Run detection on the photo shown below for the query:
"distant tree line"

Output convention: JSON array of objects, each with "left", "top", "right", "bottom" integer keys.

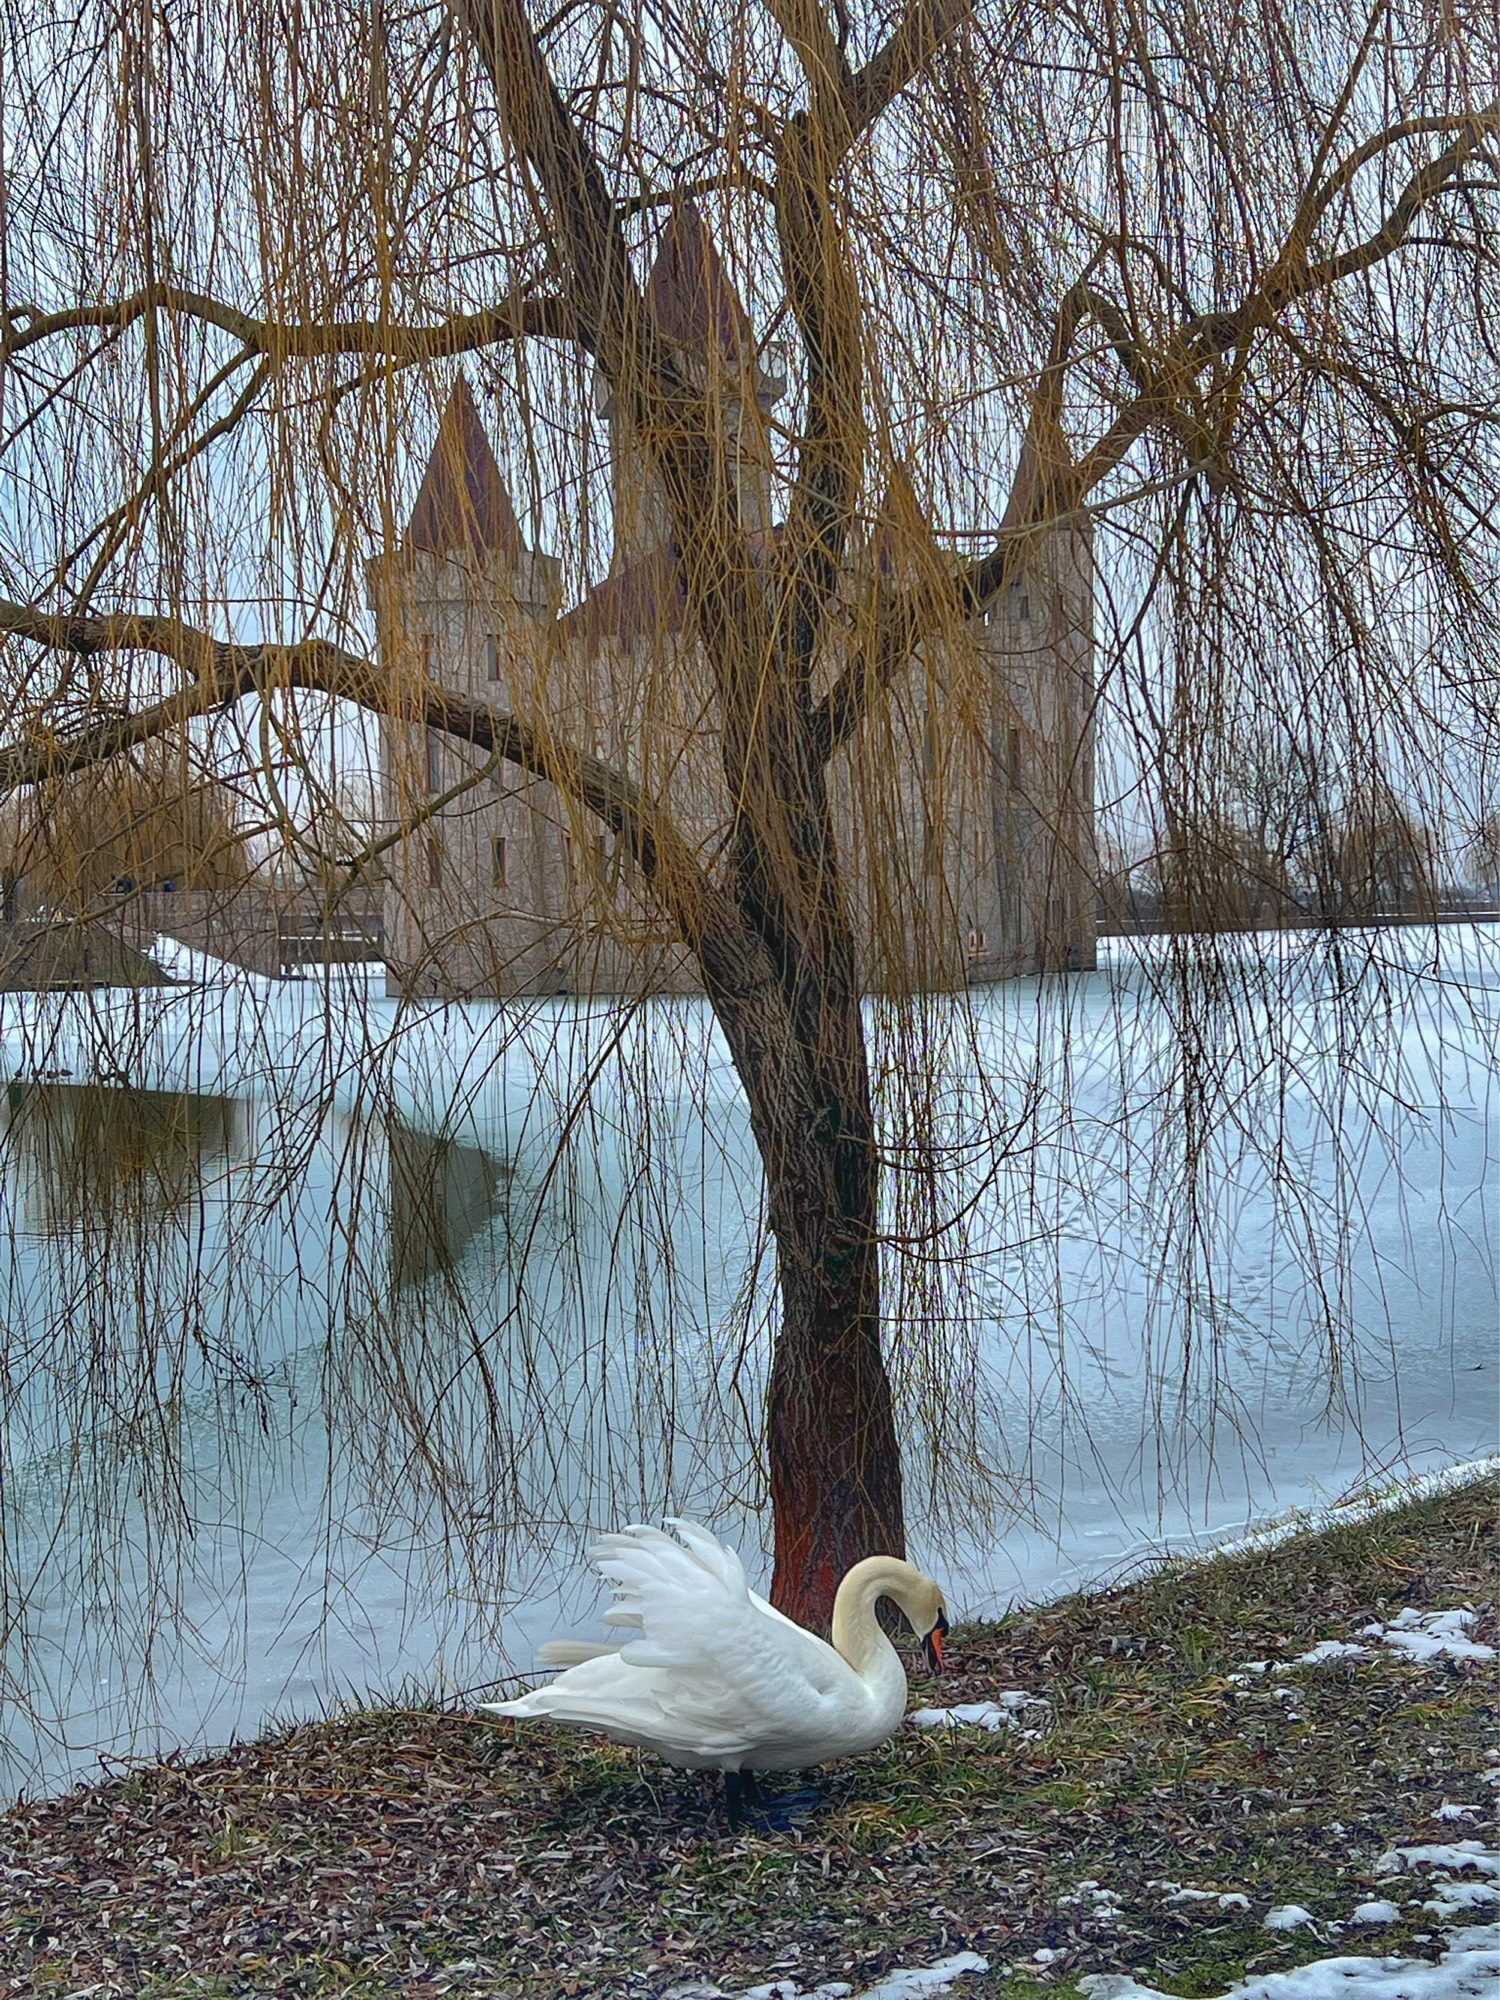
[{"left": 1100, "top": 787, "right": 1498, "bottom": 935}]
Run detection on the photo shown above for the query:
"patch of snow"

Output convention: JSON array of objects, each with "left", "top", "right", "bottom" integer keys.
[
  {"left": 1265, "top": 1607, "right": 1495, "bottom": 1680},
  {"left": 845, "top": 1955, "right": 988, "bottom": 2000},
  {"left": 1202, "top": 1459, "right": 1500, "bottom": 1569},
  {"left": 909, "top": 1695, "right": 1043, "bottom": 1733},
  {"left": 1435, "top": 1804, "right": 1482, "bottom": 1823},
  {"left": 1377, "top": 1842, "right": 1500, "bottom": 1879},
  {"left": 1060, "top": 1883, "right": 1124, "bottom": 1923},
  {"left": 1287, "top": 1640, "right": 1376, "bottom": 1666},
  {"left": 1263, "top": 1906, "right": 1315, "bottom": 1931},
  {"left": 1423, "top": 1885, "right": 1500, "bottom": 1919},
  {"left": 1358, "top": 1608, "right": 1496, "bottom": 1664},
  {"left": 1162, "top": 1887, "right": 1251, "bottom": 1912},
  {"left": 727, "top": 1959, "right": 987, "bottom": 2000},
  {"left": 1077, "top": 1922, "right": 1500, "bottom": 2000},
  {"left": 1349, "top": 1903, "right": 1402, "bottom": 1925}
]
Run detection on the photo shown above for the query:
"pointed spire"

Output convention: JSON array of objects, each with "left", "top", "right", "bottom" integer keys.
[
  {"left": 645, "top": 204, "right": 751, "bottom": 364},
  {"left": 407, "top": 376, "right": 528, "bottom": 561}
]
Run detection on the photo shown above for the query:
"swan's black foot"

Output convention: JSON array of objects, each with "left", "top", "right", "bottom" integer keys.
[
  {"left": 723, "top": 1768, "right": 751, "bottom": 1829},
  {"left": 722, "top": 1770, "right": 822, "bottom": 1833}
]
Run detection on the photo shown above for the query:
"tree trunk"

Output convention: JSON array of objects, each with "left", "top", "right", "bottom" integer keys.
[
  {"left": 765, "top": 1216, "right": 906, "bottom": 1630},
  {"left": 704, "top": 916, "right": 907, "bottom": 1632}
]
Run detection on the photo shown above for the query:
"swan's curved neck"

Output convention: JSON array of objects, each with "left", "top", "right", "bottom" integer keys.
[{"left": 830, "top": 1556, "right": 918, "bottom": 1691}]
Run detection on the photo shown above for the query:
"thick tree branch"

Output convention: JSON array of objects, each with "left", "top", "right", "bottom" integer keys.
[
  {"left": 761, "top": 0, "right": 853, "bottom": 140},
  {"left": 0, "top": 599, "right": 713, "bottom": 957},
  {"left": 839, "top": 0, "right": 972, "bottom": 155},
  {"left": 0, "top": 289, "right": 584, "bottom": 367},
  {"left": 447, "top": 0, "right": 638, "bottom": 382},
  {"left": 766, "top": 0, "right": 972, "bottom": 660}
]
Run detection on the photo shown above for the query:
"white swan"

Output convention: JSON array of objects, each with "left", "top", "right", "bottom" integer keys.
[{"left": 479, "top": 1519, "right": 948, "bottom": 1826}]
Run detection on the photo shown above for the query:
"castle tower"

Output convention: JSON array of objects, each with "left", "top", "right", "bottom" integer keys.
[
  {"left": 974, "top": 525, "right": 1097, "bottom": 976},
  {"left": 596, "top": 206, "right": 786, "bottom": 570},
  {"left": 369, "top": 376, "right": 568, "bottom": 997}
]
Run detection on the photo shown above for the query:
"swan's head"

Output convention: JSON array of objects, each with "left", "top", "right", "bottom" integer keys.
[
  {"left": 923, "top": 1607, "right": 950, "bottom": 1674},
  {"left": 836, "top": 1557, "right": 949, "bottom": 1673},
  {"left": 905, "top": 1574, "right": 949, "bottom": 1674}
]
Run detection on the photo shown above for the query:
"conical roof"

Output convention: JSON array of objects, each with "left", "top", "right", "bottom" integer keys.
[
  {"left": 407, "top": 376, "right": 528, "bottom": 560},
  {"left": 645, "top": 205, "right": 751, "bottom": 364}
]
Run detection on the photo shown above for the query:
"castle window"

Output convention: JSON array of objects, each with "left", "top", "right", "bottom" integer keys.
[
  {"left": 967, "top": 926, "right": 987, "bottom": 957},
  {"left": 421, "top": 633, "right": 434, "bottom": 674},
  {"left": 1007, "top": 726, "right": 1023, "bottom": 792},
  {"left": 491, "top": 836, "right": 508, "bottom": 886},
  {"left": 425, "top": 732, "right": 443, "bottom": 792},
  {"left": 426, "top": 837, "right": 443, "bottom": 890},
  {"left": 486, "top": 636, "right": 504, "bottom": 682},
  {"left": 1015, "top": 588, "right": 1030, "bottom": 622}
]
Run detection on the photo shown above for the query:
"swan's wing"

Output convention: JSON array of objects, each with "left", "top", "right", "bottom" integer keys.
[
  {"left": 588, "top": 1521, "right": 749, "bottom": 1666},
  {"left": 581, "top": 1521, "right": 852, "bottom": 1748}
]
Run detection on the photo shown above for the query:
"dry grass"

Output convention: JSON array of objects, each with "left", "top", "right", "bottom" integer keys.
[{"left": 1, "top": 1477, "right": 1495, "bottom": 1998}]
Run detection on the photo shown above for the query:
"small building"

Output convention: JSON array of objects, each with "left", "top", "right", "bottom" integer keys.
[{"left": 370, "top": 211, "right": 1096, "bottom": 1000}]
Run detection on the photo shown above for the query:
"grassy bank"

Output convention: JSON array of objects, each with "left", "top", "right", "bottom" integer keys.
[{"left": 2, "top": 1476, "right": 1495, "bottom": 1999}]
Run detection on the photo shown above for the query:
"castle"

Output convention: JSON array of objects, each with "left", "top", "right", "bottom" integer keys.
[{"left": 368, "top": 210, "right": 1096, "bottom": 1001}]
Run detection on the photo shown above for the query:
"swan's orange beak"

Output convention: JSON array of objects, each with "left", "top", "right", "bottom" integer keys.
[{"left": 924, "top": 1614, "right": 948, "bottom": 1674}]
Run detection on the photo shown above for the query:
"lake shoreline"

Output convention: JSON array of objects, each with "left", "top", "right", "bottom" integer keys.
[{"left": 2, "top": 1470, "right": 1494, "bottom": 1998}]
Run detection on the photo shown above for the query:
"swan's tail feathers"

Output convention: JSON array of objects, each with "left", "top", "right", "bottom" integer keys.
[
  {"left": 537, "top": 1640, "right": 619, "bottom": 1668},
  {"left": 476, "top": 1692, "right": 545, "bottom": 1719}
]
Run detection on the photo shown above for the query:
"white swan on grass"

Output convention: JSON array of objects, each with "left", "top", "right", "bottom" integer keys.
[{"left": 479, "top": 1518, "right": 948, "bottom": 1829}]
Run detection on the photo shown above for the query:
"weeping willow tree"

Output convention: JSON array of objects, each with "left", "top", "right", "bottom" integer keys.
[{"left": 0, "top": 0, "right": 1495, "bottom": 1632}]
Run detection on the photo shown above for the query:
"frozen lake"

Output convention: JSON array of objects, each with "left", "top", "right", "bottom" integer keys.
[{"left": 0, "top": 924, "right": 1495, "bottom": 1800}]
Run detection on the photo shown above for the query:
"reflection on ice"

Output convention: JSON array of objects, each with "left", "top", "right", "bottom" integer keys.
[
  {"left": 3, "top": 1080, "right": 240, "bottom": 1235},
  {"left": 0, "top": 923, "right": 1494, "bottom": 1799},
  {"left": 387, "top": 1117, "right": 506, "bottom": 1290}
]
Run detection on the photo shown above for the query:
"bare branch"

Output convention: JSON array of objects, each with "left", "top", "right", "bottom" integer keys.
[{"left": 1067, "top": 106, "right": 1500, "bottom": 501}]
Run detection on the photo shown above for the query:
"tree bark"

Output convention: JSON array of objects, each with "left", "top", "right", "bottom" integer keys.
[
  {"left": 720, "top": 984, "right": 907, "bottom": 1630},
  {"left": 699, "top": 826, "right": 906, "bottom": 1631},
  {"left": 766, "top": 1203, "right": 906, "bottom": 1631}
]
